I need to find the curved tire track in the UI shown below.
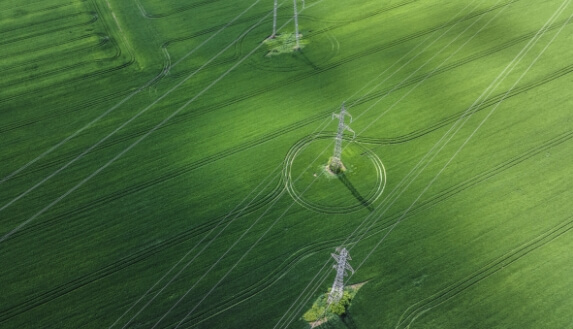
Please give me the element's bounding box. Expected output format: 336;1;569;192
3;128;569;324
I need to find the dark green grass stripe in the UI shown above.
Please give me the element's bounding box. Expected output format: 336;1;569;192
0;36;110;77
0;33;107;65
0;41;120;90
0;12;97;45
0;45;135;106
0;9;87;35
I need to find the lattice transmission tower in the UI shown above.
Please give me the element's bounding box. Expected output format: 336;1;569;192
328;247;354;303
328;103;355;174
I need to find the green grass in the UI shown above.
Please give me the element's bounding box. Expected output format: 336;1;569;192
1;0;573;328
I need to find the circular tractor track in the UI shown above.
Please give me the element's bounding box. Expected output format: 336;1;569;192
283;133;386;214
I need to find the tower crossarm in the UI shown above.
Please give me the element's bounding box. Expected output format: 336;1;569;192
345;262;355;274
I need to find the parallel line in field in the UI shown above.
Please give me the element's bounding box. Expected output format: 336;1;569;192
364;130;573;233
15;55;572;228
0;0;136;104
170;238;342;328
0;43;121;90
0;1;560;322
178;130;573;327
277;3;573;325
0;47;135;105
395;214;573;328
0;9;88;35
12;3;552;181
9;55;572;241
0;33;108;72
4;128;569;324
156;0;418;78
0;0;515;136
0;88;132;135
0;12;97;45
359;7;573;329
0;187;285;322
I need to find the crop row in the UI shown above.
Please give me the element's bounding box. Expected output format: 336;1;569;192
0;37;118;91
0;34;107;71
0;0;136;104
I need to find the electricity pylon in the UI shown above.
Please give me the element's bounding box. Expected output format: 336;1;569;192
329;103;355;174
293;0;300;49
328;248;354;303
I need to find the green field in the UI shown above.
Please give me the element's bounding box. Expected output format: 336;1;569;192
1;0;573;328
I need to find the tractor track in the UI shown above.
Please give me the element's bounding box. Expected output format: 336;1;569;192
0;42;135;106
359;130;573;235
172;237;344;329
394;214;573;329
0;12;98;47
3;129;570;324
1;0;532;145
0;89;132;136
6;56;572;227
115;127;573;328
0;185;284;324
0;9;89;35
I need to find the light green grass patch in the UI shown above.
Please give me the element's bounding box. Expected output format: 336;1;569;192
303;283;366;324
264;32;309;56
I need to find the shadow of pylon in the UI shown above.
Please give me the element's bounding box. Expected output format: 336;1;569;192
296;49;321;71
337;172;374;212
341;312;359;329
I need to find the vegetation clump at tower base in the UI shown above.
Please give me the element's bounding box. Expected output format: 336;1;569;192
325;156;347;176
302;284;364;325
263;32;308;56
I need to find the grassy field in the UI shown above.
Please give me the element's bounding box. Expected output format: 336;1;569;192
1;0;573;328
